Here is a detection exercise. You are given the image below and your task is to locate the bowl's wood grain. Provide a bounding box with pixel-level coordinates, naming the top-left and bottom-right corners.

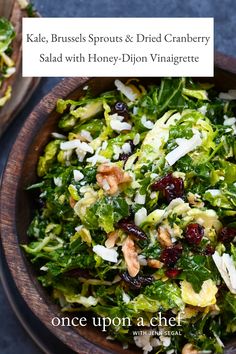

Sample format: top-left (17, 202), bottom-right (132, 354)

top-left (0, 0), bottom-right (41, 136)
top-left (1, 63), bottom-right (236, 353)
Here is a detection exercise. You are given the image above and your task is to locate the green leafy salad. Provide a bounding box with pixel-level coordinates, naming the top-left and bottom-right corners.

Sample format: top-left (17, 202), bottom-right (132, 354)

top-left (24, 78), bottom-right (236, 354)
top-left (0, 17), bottom-right (16, 107)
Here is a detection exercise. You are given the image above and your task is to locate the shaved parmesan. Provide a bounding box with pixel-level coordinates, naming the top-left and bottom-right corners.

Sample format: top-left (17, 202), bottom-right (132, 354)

top-left (165, 130), bottom-right (202, 166)
top-left (93, 245), bottom-right (118, 263)
top-left (133, 133), bottom-right (140, 145)
top-left (122, 292), bottom-right (131, 304)
top-left (110, 119), bottom-right (132, 132)
top-left (73, 170), bottom-right (84, 182)
top-left (86, 147), bottom-right (110, 166)
top-left (212, 251), bottom-right (236, 294)
top-left (135, 207), bottom-right (147, 226)
top-left (122, 142), bottom-right (131, 154)
top-left (54, 177), bottom-right (62, 187)
top-left (114, 79), bottom-right (137, 101)
top-left (141, 115), bottom-right (154, 129)
top-left (60, 139), bottom-right (94, 153)
top-left (219, 90), bottom-right (236, 100)
top-left (198, 105), bottom-right (207, 115)
top-left (223, 117), bottom-right (236, 125)
top-left (134, 192), bottom-right (146, 205)
top-left (205, 189), bottom-right (221, 196)
top-left (80, 130), bottom-right (93, 142)
top-left (51, 132), bottom-right (66, 139)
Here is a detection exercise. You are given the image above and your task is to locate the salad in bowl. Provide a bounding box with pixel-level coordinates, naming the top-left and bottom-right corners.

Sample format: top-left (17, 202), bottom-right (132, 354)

top-left (23, 78), bottom-right (236, 354)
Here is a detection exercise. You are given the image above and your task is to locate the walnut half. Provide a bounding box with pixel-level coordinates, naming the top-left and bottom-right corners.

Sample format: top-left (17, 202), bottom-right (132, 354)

top-left (182, 343), bottom-right (198, 354)
top-left (158, 226), bottom-right (172, 247)
top-left (122, 236), bottom-right (140, 277)
top-left (96, 163), bottom-right (132, 195)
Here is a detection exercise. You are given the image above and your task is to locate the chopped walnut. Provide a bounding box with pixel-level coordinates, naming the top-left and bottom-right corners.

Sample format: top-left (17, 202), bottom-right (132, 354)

top-left (158, 226), bottom-right (172, 247)
top-left (96, 163), bottom-right (132, 195)
top-left (122, 236), bottom-right (140, 277)
top-left (147, 259), bottom-right (164, 269)
top-left (105, 231), bottom-right (119, 249)
top-left (182, 343), bottom-right (198, 354)
top-left (187, 192), bottom-right (204, 208)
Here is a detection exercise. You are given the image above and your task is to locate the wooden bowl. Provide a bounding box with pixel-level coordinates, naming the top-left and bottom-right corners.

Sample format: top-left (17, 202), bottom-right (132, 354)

top-left (1, 56), bottom-right (236, 353)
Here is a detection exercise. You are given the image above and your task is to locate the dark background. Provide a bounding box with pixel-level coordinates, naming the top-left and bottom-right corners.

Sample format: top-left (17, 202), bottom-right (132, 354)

top-left (0, 0), bottom-right (236, 353)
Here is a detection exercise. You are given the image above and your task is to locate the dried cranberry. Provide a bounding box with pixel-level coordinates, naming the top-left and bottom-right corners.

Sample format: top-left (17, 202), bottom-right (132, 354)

top-left (204, 245), bottom-right (215, 256)
top-left (151, 173), bottom-right (184, 202)
top-left (160, 244), bottom-right (182, 268)
top-left (185, 223), bottom-right (204, 245)
top-left (112, 101), bottom-right (130, 120)
top-left (165, 268), bottom-right (182, 278)
top-left (121, 272), bottom-right (153, 289)
top-left (118, 219), bottom-right (147, 240)
top-left (119, 153), bottom-right (130, 161)
top-left (218, 227), bottom-right (236, 244)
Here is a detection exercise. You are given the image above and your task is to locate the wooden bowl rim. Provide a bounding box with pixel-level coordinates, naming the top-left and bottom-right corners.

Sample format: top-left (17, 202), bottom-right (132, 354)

top-left (1, 53), bottom-right (236, 353)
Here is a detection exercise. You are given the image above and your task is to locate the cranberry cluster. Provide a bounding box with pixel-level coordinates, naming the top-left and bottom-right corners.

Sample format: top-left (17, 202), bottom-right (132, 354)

top-left (184, 223), bottom-right (205, 245)
top-left (121, 272), bottom-right (153, 289)
top-left (160, 244), bottom-right (183, 268)
top-left (151, 173), bottom-right (184, 202)
top-left (118, 219), bottom-right (147, 240)
top-left (218, 226), bottom-right (236, 243)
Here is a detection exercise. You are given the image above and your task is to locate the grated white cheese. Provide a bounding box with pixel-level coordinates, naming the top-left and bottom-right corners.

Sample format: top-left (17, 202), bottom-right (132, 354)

top-left (133, 106), bottom-right (138, 115)
top-left (60, 139), bottom-right (94, 153)
top-left (165, 129), bottom-right (202, 166)
top-left (223, 115), bottom-right (236, 134)
top-left (75, 148), bottom-right (87, 162)
top-left (122, 291), bottom-right (131, 304)
top-left (219, 90), bottom-right (236, 100)
top-left (223, 117), bottom-right (236, 125)
top-left (138, 254), bottom-right (147, 266)
top-left (160, 336), bottom-right (171, 347)
top-left (114, 79), bottom-right (137, 101)
top-left (134, 334), bottom-right (160, 354)
top-left (93, 245), bottom-right (118, 263)
top-left (150, 192), bottom-right (157, 200)
top-left (122, 142), bottom-right (131, 154)
top-left (133, 133), bottom-right (140, 146)
top-left (134, 191), bottom-right (146, 205)
top-left (212, 251), bottom-right (236, 294)
top-left (80, 130), bottom-right (93, 142)
top-left (198, 105), bottom-right (207, 115)
top-left (141, 115), bottom-right (154, 129)
top-left (113, 145), bottom-right (122, 160)
top-left (73, 170), bottom-right (84, 182)
top-left (51, 132), bottom-right (67, 139)
top-left (54, 177), bottom-right (62, 187)
top-left (135, 207), bottom-right (147, 226)
top-left (110, 119), bottom-right (132, 132)
top-left (205, 189), bottom-right (221, 197)
top-left (101, 141), bottom-right (108, 150)
top-left (86, 147), bottom-right (110, 166)
top-left (40, 266), bottom-right (48, 271)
